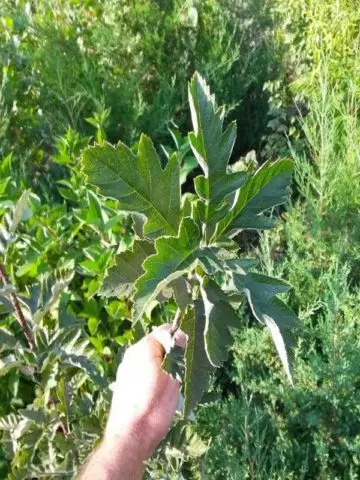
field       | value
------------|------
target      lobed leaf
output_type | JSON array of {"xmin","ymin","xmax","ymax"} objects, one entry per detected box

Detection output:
[
  {"xmin": 213, "ymin": 159, "xmax": 293, "ymax": 240},
  {"xmin": 134, "ymin": 218, "xmax": 202, "ymax": 321},
  {"xmin": 229, "ymin": 272, "xmax": 298, "ymax": 383},
  {"xmin": 188, "ymin": 73, "xmax": 248, "ymax": 228},
  {"xmin": 82, "ymin": 134, "xmax": 181, "ymax": 239},
  {"xmin": 100, "ymin": 240, "xmax": 155, "ymax": 298}
]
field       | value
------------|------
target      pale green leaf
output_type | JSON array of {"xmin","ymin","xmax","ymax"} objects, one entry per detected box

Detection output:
[
  {"xmin": 100, "ymin": 240, "xmax": 155, "ymax": 298},
  {"xmin": 60, "ymin": 352, "xmax": 107, "ymax": 387},
  {"xmin": 10, "ymin": 190, "xmax": 32, "ymax": 234},
  {"xmin": 32, "ymin": 272, "xmax": 74, "ymax": 326},
  {"xmin": 200, "ymin": 279, "xmax": 240, "ymax": 367},
  {"xmin": 19, "ymin": 408, "xmax": 45, "ymax": 424},
  {"xmin": 0, "ymin": 413, "xmax": 20, "ymax": 431},
  {"xmin": 181, "ymin": 302, "xmax": 214, "ymax": 418},
  {"xmin": 0, "ymin": 328, "xmax": 17, "ymax": 352},
  {"xmin": 82, "ymin": 134, "xmax": 181, "ymax": 239},
  {"xmin": 0, "ymin": 284, "xmax": 16, "ymax": 297},
  {"xmin": 0, "ymin": 354, "xmax": 20, "ymax": 376}
]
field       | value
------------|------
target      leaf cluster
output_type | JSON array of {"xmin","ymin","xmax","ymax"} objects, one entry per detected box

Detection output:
[{"xmin": 82, "ymin": 73, "xmax": 298, "ymax": 416}]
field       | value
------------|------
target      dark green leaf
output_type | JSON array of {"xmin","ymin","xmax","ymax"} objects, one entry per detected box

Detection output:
[
  {"xmin": 100, "ymin": 240, "xmax": 155, "ymax": 298},
  {"xmin": 213, "ymin": 159, "xmax": 293, "ymax": 240},
  {"xmin": 200, "ymin": 279, "xmax": 240, "ymax": 367},
  {"xmin": 134, "ymin": 218, "xmax": 203, "ymax": 321},
  {"xmin": 229, "ymin": 272, "xmax": 298, "ymax": 383},
  {"xmin": 188, "ymin": 73, "xmax": 248, "ymax": 225},
  {"xmin": 181, "ymin": 302, "xmax": 214, "ymax": 418},
  {"xmin": 82, "ymin": 134, "xmax": 181, "ymax": 239}
]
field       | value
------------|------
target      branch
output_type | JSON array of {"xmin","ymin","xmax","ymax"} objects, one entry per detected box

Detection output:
[
  {"xmin": 0, "ymin": 264, "xmax": 37, "ymax": 352},
  {"xmin": 170, "ymin": 308, "xmax": 181, "ymax": 336}
]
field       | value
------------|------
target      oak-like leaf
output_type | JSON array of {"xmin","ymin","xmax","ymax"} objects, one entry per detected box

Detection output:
[
  {"xmin": 134, "ymin": 218, "xmax": 202, "ymax": 321},
  {"xmin": 213, "ymin": 159, "xmax": 293, "ymax": 240},
  {"xmin": 134, "ymin": 218, "xmax": 226, "ymax": 322},
  {"xmin": 100, "ymin": 240, "xmax": 155, "ymax": 298},
  {"xmin": 188, "ymin": 73, "xmax": 248, "ymax": 226},
  {"xmin": 229, "ymin": 272, "xmax": 298, "ymax": 383},
  {"xmin": 82, "ymin": 134, "xmax": 181, "ymax": 239}
]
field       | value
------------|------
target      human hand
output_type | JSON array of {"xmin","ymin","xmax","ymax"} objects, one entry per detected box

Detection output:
[
  {"xmin": 104, "ymin": 324, "xmax": 186, "ymax": 459},
  {"xmin": 80, "ymin": 324, "xmax": 186, "ymax": 479}
]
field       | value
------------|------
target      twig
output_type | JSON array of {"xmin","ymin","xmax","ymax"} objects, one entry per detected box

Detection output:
[
  {"xmin": 170, "ymin": 308, "xmax": 181, "ymax": 336},
  {"xmin": 0, "ymin": 264, "xmax": 37, "ymax": 352}
]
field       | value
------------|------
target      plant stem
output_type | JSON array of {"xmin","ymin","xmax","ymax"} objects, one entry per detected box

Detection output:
[
  {"xmin": 170, "ymin": 308, "xmax": 181, "ymax": 336},
  {"xmin": 0, "ymin": 264, "xmax": 37, "ymax": 352}
]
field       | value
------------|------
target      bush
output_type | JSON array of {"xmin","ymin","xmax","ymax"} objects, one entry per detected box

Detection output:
[
  {"xmin": 0, "ymin": 0, "xmax": 283, "ymax": 184},
  {"xmin": 196, "ymin": 64, "xmax": 360, "ymax": 478}
]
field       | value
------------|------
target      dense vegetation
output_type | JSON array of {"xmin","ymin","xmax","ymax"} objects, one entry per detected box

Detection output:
[{"xmin": 1, "ymin": 0, "xmax": 360, "ymax": 478}]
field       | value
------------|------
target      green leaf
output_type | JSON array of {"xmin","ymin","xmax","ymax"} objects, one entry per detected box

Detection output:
[
  {"xmin": 229, "ymin": 272, "xmax": 298, "ymax": 383},
  {"xmin": 87, "ymin": 317, "xmax": 100, "ymax": 336},
  {"xmin": 134, "ymin": 218, "xmax": 204, "ymax": 321},
  {"xmin": 213, "ymin": 159, "xmax": 293, "ymax": 240},
  {"xmin": 188, "ymin": 73, "xmax": 248, "ymax": 224},
  {"xmin": 134, "ymin": 218, "xmax": 225, "ymax": 321},
  {"xmin": 0, "ymin": 413, "xmax": 20, "ymax": 431},
  {"xmin": 224, "ymin": 258, "xmax": 259, "ymax": 273},
  {"xmin": 60, "ymin": 352, "xmax": 107, "ymax": 387},
  {"xmin": 200, "ymin": 279, "xmax": 240, "ymax": 367},
  {"xmin": 10, "ymin": 190, "xmax": 32, "ymax": 234},
  {"xmin": 19, "ymin": 408, "xmax": 45, "ymax": 425},
  {"xmin": 100, "ymin": 240, "xmax": 155, "ymax": 298},
  {"xmin": 31, "ymin": 272, "xmax": 74, "ymax": 326},
  {"xmin": 181, "ymin": 302, "xmax": 214, "ymax": 418},
  {"xmin": 0, "ymin": 328, "xmax": 17, "ymax": 352},
  {"xmin": 0, "ymin": 354, "xmax": 19, "ymax": 376},
  {"xmin": 82, "ymin": 134, "xmax": 181, "ymax": 239},
  {"xmin": 172, "ymin": 277, "xmax": 192, "ymax": 311},
  {"xmin": 105, "ymin": 300, "xmax": 129, "ymax": 319},
  {"xmin": 0, "ymin": 284, "xmax": 16, "ymax": 297},
  {"xmin": 133, "ymin": 218, "xmax": 201, "ymax": 320},
  {"xmin": 134, "ymin": 218, "xmax": 205, "ymax": 321},
  {"xmin": 86, "ymin": 190, "xmax": 106, "ymax": 227}
]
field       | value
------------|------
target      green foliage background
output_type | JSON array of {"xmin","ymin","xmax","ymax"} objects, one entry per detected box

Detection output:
[{"xmin": 1, "ymin": 0, "xmax": 360, "ymax": 478}]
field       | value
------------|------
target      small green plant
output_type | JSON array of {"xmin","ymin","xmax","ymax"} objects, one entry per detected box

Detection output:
[{"xmin": 82, "ymin": 73, "xmax": 299, "ymax": 416}]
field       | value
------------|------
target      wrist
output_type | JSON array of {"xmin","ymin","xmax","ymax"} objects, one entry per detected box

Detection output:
[
  {"xmin": 80, "ymin": 428, "xmax": 149, "ymax": 480},
  {"xmin": 91, "ymin": 431, "xmax": 148, "ymax": 480},
  {"xmin": 104, "ymin": 408, "xmax": 162, "ymax": 460},
  {"xmin": 103, "ymin": 422, "xmax": 153, "ymax": 464}
]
